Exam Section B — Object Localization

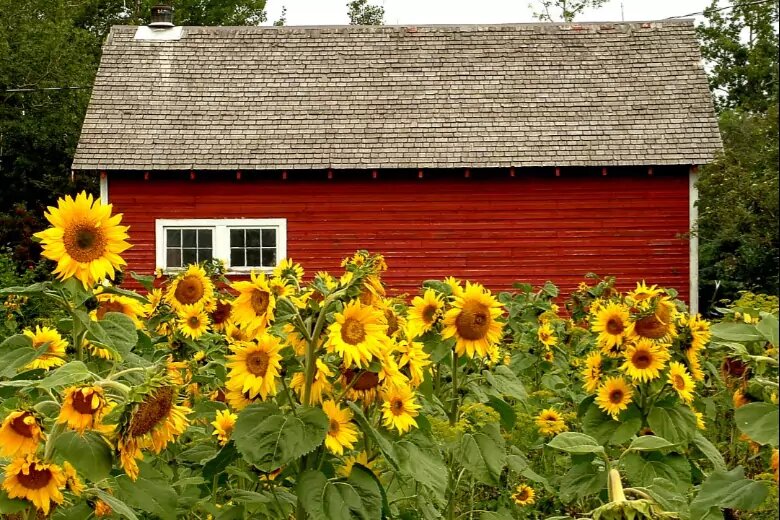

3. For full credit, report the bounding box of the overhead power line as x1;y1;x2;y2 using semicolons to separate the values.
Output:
664;0;777;20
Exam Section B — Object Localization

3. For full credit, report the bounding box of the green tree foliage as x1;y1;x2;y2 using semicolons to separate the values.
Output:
530;0;608;22
347;0;384;25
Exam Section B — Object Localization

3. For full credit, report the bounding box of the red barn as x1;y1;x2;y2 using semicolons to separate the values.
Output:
71;21;721;311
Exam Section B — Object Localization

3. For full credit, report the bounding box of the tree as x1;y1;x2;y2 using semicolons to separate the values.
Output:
530;0;608;22
347;0;384;25
274;6;287;26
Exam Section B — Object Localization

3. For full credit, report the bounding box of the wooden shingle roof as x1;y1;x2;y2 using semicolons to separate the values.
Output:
73;21;721;171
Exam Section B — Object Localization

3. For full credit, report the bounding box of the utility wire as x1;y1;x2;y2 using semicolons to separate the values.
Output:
664;0;777;19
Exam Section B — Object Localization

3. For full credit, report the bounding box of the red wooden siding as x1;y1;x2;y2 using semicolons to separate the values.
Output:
108;170;691;303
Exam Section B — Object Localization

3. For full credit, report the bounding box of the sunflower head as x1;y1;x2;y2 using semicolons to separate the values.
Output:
628;298;677;342
326;300;386;369
0;410;44;458
581;351;602;393
177;303;210;340
381;384;421;434
273;258;304;282
210;299;233;332
620;339;670;383
407;289;444;338
211;409;238;446
57;385;110;433
230;271;276;333
595;377;634;419
591;301;630;352
441;282;504;359
22;325;68;371
323;400;359;455
226;335;283;400
2;455;66;515
535;408;567;436
166;264;215;311
512;484;535;506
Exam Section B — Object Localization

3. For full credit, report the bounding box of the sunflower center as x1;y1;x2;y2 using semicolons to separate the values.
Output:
517;489;530;501
341;318;366;345
188;316;201;328
245;351;270;376
329;419;341;435
632;351;652;369
96;300;125;320
385;310;399;336
250;290;270;315
15;464;52;490
343;369;379;391
129;386;174;437
72;390;100;415
609;388;625;404
606;318;624;335
9;413;35;438
212;301;232;325
174;276;205;305
672;374;685;390
391;398;405;415
64;224;106;262
455;302;490;341
422;305;438;324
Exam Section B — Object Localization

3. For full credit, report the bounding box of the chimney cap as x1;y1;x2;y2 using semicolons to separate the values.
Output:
149;4;174;28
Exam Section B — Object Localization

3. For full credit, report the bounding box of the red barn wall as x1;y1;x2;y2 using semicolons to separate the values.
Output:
107;169;691;303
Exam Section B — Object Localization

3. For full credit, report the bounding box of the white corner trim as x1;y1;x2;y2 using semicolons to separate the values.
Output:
100;173;108;205
154;218;287;273
689;167;699;314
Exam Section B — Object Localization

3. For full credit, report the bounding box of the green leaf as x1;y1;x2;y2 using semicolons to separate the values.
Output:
0;485;28;514
483;365;527;401
547;432;605;455
480;512;514;520
347;402;399;470
0;335;49;378
52;431;113;482
559;460;607;503
93;488;139;520
582;403;642;445
638;478;690;519
692;432;727;471
710;322;762;342
203;441;239;481
115;461;178;520
734;402;779;447
296;467;382;520
37;361;91;390
396;440;448;504
621;452;691;488
457;424;507;485
96;312;138;358
627;435;676;452
486;395;516;429
647;404;697;445
690;467;769;520
0;283;49;295
52;502;95;519
233;402;328;471
755;314;779;347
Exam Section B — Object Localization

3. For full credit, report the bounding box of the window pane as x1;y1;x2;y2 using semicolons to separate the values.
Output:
167;229;181;247
246;248;261;266
166;248;182;267
262;229;276;245
182;229;197;247
200;248;213;262
231;248;245;267
246;229;261;247
262;248;276;267
230;229;244;248
182;248;197;265
198;229;212;248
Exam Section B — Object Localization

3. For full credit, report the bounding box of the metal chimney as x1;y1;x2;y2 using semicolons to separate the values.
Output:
149;4;174;28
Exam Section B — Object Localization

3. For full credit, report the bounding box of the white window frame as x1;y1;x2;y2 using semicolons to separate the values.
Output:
155;218;287;274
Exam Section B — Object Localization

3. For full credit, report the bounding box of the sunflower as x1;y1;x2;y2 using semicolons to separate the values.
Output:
626;281;661;303
627;298;677;342
397;340;432;388
443;276;464;298
22;325;67;370
224;322;250;344
693;410;706;430
117;385;191;480
381;384;421;434
323;400;359;455
441;282;504;359
273;258;304;282
210;299;233;332
685;313;712;351
62;461;84;496
687;350;705;382
2;456;66;515
91;292;146;328
535;408;567;436
377;299;405;338
269;277;294;298
359;274;385;307
0;411;44;457
340;368;381;404
145;287;164;313
620;339;670;383
290;360;334;405
733;389;753;409
591;302;630;355
581;351;602;393
178;304;210;340
596;377;634;419
166;264;215;312
34;192;131;288
667;362;695;404
57;385;110;433
338;451;374;478
224;378;262;411
231;271;276;334
537;322;557;348
283;322;309;356
326;300;386;369
407;289;444;338
86;338;114;360
376;345;410;390
211;409;237;446
511;484;535;506
95;500;113;517
226;335;283;400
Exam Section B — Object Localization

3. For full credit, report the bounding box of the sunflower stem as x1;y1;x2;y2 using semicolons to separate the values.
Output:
43;422;65;461
449;352;460;426
98;379;132;397
108;367;148;381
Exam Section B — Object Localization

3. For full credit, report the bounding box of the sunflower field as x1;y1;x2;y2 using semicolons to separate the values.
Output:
0;192;777;520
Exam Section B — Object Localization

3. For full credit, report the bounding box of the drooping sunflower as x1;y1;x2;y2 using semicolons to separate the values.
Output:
376;344;410;390
595;377;634;419
381;384;421;434
667;362;695;404
177;304;210;340
210;299;233;332
537;322;557;348
627;298;677;342
273;258;304;282
397;339;432;388
535;408;567;436
91;292;146;328
340;368;382;404
34;192;131;288
224;322;250;344
57;385;110;433
166;264;215;312
620;339;670;383
231;271;276;333
211;409;237;446
511;484;535;506
0;411;44;457
290;359;334;405
226;335;283;400
117;384;191;480
591;301;630;355
542;350;555;363
325;300;386;369
407;289;444;338
441;282;504;359
22;325;67;370
581;351;602;393
377;299;406;338
323;400;359;455
2;455;66;515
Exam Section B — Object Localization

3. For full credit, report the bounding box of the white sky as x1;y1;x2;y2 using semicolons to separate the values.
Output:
263;0;716;26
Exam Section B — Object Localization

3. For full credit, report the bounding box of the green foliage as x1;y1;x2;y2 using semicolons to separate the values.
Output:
530;0;608;22
347;0;384;25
